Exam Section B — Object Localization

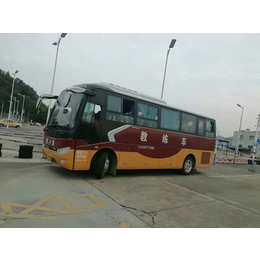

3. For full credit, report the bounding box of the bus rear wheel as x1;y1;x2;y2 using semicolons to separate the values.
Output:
95;152;110;179
182;156;195;175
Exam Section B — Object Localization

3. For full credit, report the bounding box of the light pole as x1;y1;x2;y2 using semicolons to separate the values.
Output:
46;33;67;125
12;97;16;120
16;100;19;121
17;93;25;122
1;101;4;119
213;130;220;165
249;114;260;172
8;70;19;120
161;39;177;99
235;104;244;158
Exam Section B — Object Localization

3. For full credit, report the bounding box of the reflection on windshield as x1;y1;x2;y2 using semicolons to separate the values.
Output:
48;92;84;128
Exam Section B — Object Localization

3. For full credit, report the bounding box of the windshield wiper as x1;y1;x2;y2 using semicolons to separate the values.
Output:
46;124;64;135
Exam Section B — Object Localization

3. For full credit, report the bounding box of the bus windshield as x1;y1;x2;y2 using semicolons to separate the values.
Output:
48;91;84;128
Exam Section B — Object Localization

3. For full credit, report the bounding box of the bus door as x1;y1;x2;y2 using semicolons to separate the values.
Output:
74;101;102;170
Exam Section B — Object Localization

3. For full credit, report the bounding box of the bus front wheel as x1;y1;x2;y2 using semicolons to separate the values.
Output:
95;152;110;179
182;156;195;175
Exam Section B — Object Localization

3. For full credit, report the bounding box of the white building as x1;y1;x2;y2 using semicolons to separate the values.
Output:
232;129;260;150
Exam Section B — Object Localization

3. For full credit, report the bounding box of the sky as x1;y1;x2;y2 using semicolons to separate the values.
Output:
0;33;260;137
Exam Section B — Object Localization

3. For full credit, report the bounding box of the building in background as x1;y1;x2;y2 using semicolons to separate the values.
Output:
217;139;229;150
231;129;260;151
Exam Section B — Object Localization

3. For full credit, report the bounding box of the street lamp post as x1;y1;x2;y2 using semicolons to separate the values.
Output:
12;97;17;120
46;33;67;125
8;70;19;120
249;114;260;172
161;39;177;99
17;93;25;122
1;101;4;119
235;104;244;158
16;100;19;120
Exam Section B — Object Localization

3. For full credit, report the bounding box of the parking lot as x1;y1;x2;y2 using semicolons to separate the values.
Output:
1;126;260;228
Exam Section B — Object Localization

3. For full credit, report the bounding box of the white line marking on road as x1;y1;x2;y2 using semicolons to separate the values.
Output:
209;174;260;178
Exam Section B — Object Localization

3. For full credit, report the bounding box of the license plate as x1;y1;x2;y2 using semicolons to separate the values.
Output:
46;156;52;162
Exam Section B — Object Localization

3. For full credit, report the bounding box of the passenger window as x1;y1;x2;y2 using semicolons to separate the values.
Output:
161;108;180;131
106;95;134;124
123;99;134;116
107;95;134;115
107;95;121;112
82;103;95;123
137;103;148;118
137;103;158;120
181;113;197;134
137;118;157;128
80;103;102;143
148;106;158;120
92;105;102;126
198;118;204;136
206;120;215;138
106;112;134;124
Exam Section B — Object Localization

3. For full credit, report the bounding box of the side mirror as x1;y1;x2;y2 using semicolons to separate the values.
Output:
36;94;59;110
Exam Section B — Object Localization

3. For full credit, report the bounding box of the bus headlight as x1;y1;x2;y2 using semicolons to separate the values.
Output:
57;147;70;155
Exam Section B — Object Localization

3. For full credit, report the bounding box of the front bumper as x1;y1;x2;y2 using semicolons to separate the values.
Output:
42;147;75;170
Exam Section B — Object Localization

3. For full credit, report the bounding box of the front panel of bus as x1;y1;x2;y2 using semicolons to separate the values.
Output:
42;88;106;170
42;89;87;170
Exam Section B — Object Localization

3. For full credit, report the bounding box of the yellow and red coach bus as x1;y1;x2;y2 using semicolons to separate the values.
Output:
37;83;216;179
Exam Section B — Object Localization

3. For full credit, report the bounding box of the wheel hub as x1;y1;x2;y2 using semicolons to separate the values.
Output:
184;159;192;173
104;158;110;173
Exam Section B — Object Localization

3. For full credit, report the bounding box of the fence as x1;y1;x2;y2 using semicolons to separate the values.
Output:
215;158;248;164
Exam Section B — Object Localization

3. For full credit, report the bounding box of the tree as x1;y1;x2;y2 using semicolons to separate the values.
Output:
0;68;47;123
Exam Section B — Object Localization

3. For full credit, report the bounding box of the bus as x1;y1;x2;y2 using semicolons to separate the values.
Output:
37;83;216;179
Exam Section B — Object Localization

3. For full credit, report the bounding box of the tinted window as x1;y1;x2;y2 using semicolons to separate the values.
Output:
82;103;102;126
82;103;95;123
123;99;134;115
137;103;158;120
161;108;180;131
137;103;148;118
80;103;102;144
198;118;204;136
181;113;197;134
107;95;121;112
137;118;157;128
148;106;158;120
106;112;134;124
206;120;215;138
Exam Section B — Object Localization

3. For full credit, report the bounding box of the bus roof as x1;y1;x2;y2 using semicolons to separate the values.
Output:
72;82;215;121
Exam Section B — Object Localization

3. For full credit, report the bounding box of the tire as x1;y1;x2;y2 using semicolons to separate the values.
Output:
182;156;195;175
0;123;4;127
15;125;20;128
95;152;110;179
